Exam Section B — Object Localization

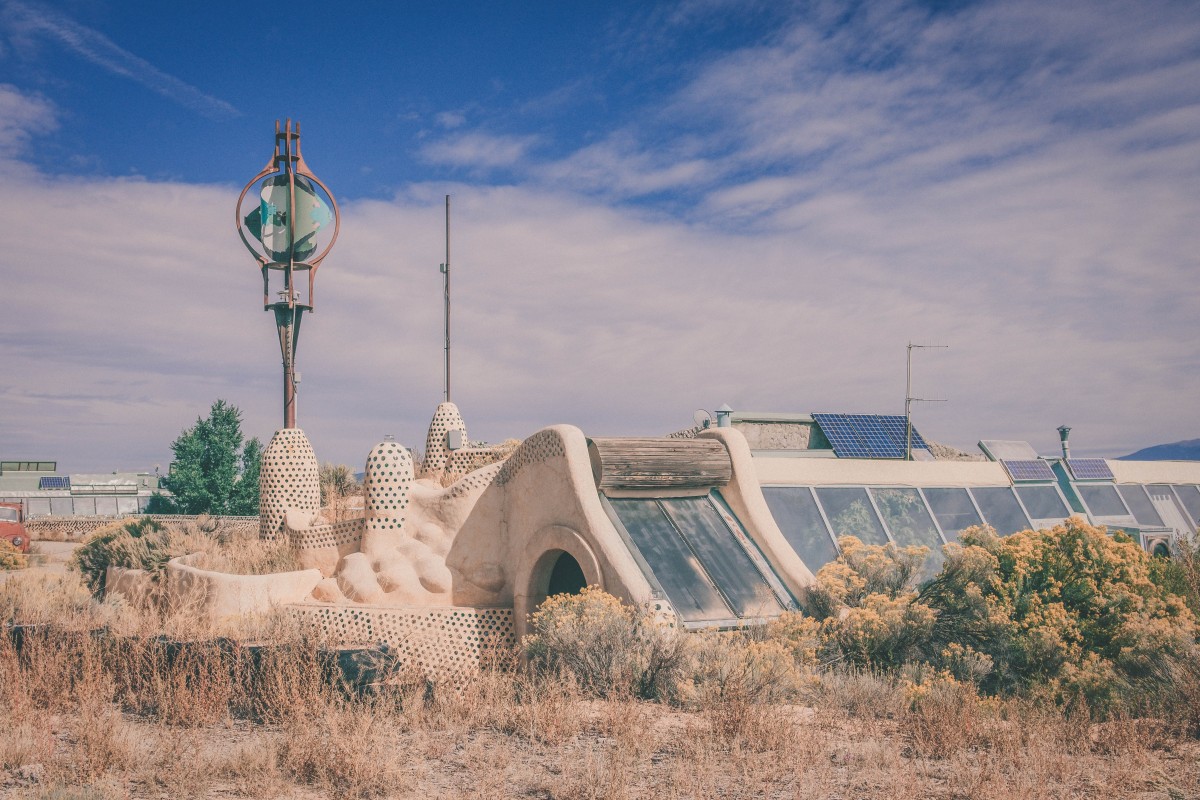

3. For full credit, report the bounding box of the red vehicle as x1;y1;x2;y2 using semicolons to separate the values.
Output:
0;502;30;553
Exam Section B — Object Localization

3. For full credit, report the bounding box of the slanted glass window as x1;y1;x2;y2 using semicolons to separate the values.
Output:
762;487;839;572
1077;485;1130;518
923;488;983;542
608;495;784;624
970;487;1031;535
1116;485;1164;527
0;507;18;522
1015;485;1069;522
1147;485;1195;534
814;487;889;546
659;497;784;618
1172;485;1200;527
608;499;729;623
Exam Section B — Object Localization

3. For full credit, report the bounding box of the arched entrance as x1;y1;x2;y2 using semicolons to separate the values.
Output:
546;551;587;597
514;525;605;639
1152;541;1171;559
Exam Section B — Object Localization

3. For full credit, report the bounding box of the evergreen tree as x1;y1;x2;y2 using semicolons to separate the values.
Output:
149;400;262;515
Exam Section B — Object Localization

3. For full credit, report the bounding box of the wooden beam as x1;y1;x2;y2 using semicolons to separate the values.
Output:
587;437;732;489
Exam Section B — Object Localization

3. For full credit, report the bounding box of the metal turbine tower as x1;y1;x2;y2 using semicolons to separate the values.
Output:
235;120;340;429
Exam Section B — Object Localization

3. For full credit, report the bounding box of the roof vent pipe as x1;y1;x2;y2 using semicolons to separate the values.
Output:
1057;425;1071;460
715;404;733;428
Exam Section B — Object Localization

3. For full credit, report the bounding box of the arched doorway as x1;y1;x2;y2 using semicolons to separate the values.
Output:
1152;541;1171;559
546;551;587;597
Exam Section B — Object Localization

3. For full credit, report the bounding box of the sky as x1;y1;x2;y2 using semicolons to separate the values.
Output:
1;0;1198;473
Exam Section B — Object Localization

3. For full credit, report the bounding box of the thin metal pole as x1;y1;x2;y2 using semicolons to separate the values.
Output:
905;342;913;461
905;342;948;460
443;194;451;403
284;120;298;429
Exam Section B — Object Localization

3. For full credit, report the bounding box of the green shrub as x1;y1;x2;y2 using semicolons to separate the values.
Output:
0;539;28;571
523;587;688;700
70;516;299;598
1148;535;1200;617
781;519;1200;719
919;519;1198;713
684;631;798;706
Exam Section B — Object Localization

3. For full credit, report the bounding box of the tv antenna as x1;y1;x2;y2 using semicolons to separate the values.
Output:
905;341;948;460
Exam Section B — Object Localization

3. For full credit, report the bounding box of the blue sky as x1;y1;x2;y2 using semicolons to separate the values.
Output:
1;0;1198;472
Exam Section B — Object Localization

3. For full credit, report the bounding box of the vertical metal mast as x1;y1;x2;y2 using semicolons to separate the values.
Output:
905;341;948;460
442;194;451;403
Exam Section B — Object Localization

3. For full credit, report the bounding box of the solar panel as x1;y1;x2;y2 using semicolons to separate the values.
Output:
1001;459;1056;482
38;476;71;490
812;413;928;459
1066;458;1114;481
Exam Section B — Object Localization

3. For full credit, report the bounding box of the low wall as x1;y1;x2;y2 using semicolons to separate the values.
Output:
28;515;260;542
166;554;322;619
288;603;515;679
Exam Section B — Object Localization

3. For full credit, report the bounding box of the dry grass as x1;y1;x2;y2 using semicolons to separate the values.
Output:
2;573;1198;799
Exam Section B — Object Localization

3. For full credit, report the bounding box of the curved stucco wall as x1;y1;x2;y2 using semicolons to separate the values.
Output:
699;427;816;597
447;425;656;638
164;553;322;619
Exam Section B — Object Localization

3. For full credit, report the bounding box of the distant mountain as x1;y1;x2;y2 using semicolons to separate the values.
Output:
1118;439;1200;461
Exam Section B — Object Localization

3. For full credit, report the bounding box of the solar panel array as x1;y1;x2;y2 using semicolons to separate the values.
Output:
1066;458;1114;481
1001;459;1056;482
38;476;71;490
812;413;929;459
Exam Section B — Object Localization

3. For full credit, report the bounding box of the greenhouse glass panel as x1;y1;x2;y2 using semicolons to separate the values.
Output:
661;497;784;618
970;487;1031;535
1015;485;1069;522
762;487;840;571
1172;486;1200;527
1116;485;1163;527
870;488;944;573
1077;485;1130;518
923;488;983;541
813;487;889;546
608;499;730;623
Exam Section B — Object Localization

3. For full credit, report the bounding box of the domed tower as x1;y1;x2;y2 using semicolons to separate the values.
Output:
363;438;414;537
423;402;468;478
258;427;321;540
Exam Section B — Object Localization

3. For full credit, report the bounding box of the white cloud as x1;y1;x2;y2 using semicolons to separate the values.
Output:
3;2;1200;473
0;82;54;157
435;111;466;129
420;132;538;169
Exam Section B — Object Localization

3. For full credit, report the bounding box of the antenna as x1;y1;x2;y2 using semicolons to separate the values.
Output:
905;341;948;460
440;195;451;403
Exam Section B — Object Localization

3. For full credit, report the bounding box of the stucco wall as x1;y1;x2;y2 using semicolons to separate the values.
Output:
1108;460;1200;485
754;456;1011;487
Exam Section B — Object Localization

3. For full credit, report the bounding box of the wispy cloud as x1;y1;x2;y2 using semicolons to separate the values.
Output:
420;132;538;169
1;1;238;119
